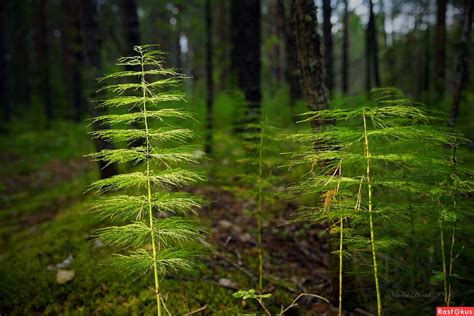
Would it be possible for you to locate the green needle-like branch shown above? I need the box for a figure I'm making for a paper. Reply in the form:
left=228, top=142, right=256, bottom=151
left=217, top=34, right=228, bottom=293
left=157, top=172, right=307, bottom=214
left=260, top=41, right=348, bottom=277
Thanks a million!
left=87, top=45, right=205, bottom=316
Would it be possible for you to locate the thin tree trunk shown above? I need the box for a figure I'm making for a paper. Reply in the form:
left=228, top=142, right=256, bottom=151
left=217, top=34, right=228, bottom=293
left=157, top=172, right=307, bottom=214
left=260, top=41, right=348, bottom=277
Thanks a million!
left=275, top=0, right=286, bottom=86
left=72, top=0, right=85, bottom=122
left=365, top=13, right=372, bottom=93
left=174, top=4, right=182, bottom=71
left=0, top=0, right=11, bottom=122
left=121, top=0, right=141, bottom=62
left=423, top=26, right=431, bottom=93
left=205, top=0, right=214, bottom=155
left=81, top=0, right=119, bottom=179
left=217, top=0, right=229, bottom=89
left=230, top=0, right=261, bottom=126
left=121, top=0, right=143, bottom=147
left=230, top=0, right=240, bottom=84
left=69, top=0, right=85, bottom=122
left=37, top=0, right=53, bottom=124
left=267, top=0, right=286, bottom=90
left=341, top=0, right=349, bottom=94
left=369, top=0, right=380, bottom=88
left=291, top=0, right=329, bottom=128
left=379, top=0, right=388, bottom=48
left=284, top=0, right=301, bottom=108
left=11, top=0, right=31, bottom=110
left=434, top=0, right=447, bottom=96
left=322, top=0, right=334, bottom=93
left=449, top=0, right=473, bottom=128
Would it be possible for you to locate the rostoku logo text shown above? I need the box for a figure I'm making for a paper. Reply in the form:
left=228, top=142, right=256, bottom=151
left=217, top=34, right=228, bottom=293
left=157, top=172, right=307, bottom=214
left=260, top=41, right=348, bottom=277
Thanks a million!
left=437, top=307, right=474, bottom=315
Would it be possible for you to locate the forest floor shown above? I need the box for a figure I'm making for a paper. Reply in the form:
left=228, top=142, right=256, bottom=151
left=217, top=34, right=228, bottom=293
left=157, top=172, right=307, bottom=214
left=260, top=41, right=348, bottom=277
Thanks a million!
left=0, top=122, right=344, bottom=315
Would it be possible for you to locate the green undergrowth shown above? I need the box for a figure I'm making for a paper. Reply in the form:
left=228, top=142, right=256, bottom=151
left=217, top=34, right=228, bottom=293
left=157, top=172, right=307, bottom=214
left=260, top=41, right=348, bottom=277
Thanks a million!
left=0, top=197, right=245, bottom=315
left=0, top=115, right=293, bottom=315
left=0, top=191, right=298, bottom=315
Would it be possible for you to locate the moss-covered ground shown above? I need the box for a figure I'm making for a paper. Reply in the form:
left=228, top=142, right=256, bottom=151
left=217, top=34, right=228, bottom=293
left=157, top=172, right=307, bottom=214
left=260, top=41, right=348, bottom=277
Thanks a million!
left=0, top=118, right=330, bottom=315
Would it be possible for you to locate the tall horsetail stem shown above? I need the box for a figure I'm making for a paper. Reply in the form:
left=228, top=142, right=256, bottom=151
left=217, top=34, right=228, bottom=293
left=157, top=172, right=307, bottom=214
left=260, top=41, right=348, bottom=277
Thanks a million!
left=363, top=113, right=382, bottom=316
left=138, top=46, right=162, bottom=316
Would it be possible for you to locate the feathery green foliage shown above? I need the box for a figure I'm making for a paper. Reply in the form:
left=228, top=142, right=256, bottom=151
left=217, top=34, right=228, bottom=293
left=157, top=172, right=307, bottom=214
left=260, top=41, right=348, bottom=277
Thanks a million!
left=288, top=88, right=468, bottom=315
left=228, top=118, right=283, bottom=313
left=87, top=45, right=204, bottom=316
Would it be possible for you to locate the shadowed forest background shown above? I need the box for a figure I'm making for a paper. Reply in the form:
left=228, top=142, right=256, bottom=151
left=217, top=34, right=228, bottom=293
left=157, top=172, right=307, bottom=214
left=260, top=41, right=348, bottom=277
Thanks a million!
left=0, top=0, right=473, bottom=315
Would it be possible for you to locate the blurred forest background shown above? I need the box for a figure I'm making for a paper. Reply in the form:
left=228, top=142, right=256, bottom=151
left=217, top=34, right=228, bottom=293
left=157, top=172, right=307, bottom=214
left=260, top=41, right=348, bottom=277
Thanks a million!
left=0, top=0, right=473, bottom=315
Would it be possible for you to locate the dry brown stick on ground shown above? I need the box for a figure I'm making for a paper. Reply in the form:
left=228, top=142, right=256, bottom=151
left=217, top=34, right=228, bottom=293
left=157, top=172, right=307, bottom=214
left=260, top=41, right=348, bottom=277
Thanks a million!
left=183, top=305, right=208, bottom=316
left=291, top=0, right=329, bottom=128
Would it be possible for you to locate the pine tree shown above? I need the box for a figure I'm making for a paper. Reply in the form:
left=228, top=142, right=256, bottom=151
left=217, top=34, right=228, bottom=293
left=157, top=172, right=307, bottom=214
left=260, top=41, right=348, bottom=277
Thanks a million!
left=87, top=45, right=205, bottom=316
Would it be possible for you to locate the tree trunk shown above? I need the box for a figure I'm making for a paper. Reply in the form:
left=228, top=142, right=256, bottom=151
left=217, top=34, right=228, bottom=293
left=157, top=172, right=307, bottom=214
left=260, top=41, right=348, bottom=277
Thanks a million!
left=230, top=0, right=261, bottom=126
left=81, top=0, right=119, bottom=179
left=341, top=0, right=349, bottom=94
left=291, top=0, right=328, bottom=128
left=423, top=26, right=431, bottom=93
left=434, top=0, right=447, bottom=96
left=71, top=0, right=85, bottom=122
left=173, top=4, right=182, bottom=71
left=37, top=0, right=53, bottom=124
left=365, top=18, right=372, bottom=93
left=449, top=0, right=473, bottom=128
left=11, top=0, right=31, bottom=110
left=322, top=0, right=333, bottom=94
left=365, top=0, right=381, bottom=92
left=275, top=0, right=286, bottom=87
left=205, top=0, right=214, bottom=155
left=284, top=0, right=301, bottom=107
left=63, top=0, right=86, bottom=123
left=379, top=0, right=388, bottom=48
left=121, top=0, right=141, bottom=61
left=217, top=0, right=229, bottom=90
left=0, top=0, right=11, bottom=122
left=268, top=0, right=286, bottom=90
left=121, top=0, right=143, bottom=147
left=369, top=0, right=380, bottom=88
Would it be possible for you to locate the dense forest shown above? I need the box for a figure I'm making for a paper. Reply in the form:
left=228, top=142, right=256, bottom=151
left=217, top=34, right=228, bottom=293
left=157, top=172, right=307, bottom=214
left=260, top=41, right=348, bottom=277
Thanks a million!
left=0, top=0, right=473, bottom=315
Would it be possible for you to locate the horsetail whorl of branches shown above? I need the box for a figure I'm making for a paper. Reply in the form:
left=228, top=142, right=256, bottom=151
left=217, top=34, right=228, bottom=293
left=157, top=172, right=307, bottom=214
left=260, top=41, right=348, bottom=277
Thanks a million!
left=288, top=88, right=459, bottom=316
left=87, top=45, right=205, bottom=316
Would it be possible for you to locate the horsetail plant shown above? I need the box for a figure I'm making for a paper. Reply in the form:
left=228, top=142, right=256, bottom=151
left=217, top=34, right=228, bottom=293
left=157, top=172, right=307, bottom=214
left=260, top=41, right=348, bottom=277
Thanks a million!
left=87, top=45, right=205, bottom=316
left=239, top=118, right=280, bottom=294
left=432, top=137, right=472, bottom=306
left=230, top=118, right=282, bottom=314
left=288, top=88, right=455, bottom=315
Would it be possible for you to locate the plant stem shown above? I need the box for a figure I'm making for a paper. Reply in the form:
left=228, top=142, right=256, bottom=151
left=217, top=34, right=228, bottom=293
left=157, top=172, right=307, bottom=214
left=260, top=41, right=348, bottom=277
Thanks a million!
left=363, top=114, right=381, bottom=316
left=439, top=219, right=448, bottom=306
left=447, top=224, right=456, bottom=306
left=258, top=298, right=271, bottom=316
left=337, top=166, right=343, bottom=316
left=140, top=48, right=162, bottom=316
left=257, top=122, right=264, bottom=294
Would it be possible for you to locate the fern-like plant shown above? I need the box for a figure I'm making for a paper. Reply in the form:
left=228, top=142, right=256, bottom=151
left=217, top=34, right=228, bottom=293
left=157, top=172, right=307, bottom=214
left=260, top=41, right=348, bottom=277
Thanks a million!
left=227, top=118, right=283, bottom=314
left=288, top=88, right=456, bottom=315
left=87, top=45, right=204, bottom=316
left=239, top=118, right=280, bottom=294
left=432, top=137, right=472, bottom=306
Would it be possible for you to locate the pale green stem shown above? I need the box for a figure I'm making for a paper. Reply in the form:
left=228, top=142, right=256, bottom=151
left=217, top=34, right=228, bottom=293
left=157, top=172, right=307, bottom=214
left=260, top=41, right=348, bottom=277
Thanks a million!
left=447, top=224, right=456, bottom=306
left=139, top=48, right=162, bottom=316
left=337, top=166, right=343, bottom=316
left=363, top=114, right=382, bottom=316
left=439, top=219, right=448, bottom=306
left=257, top=123, right=264, bottom=294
